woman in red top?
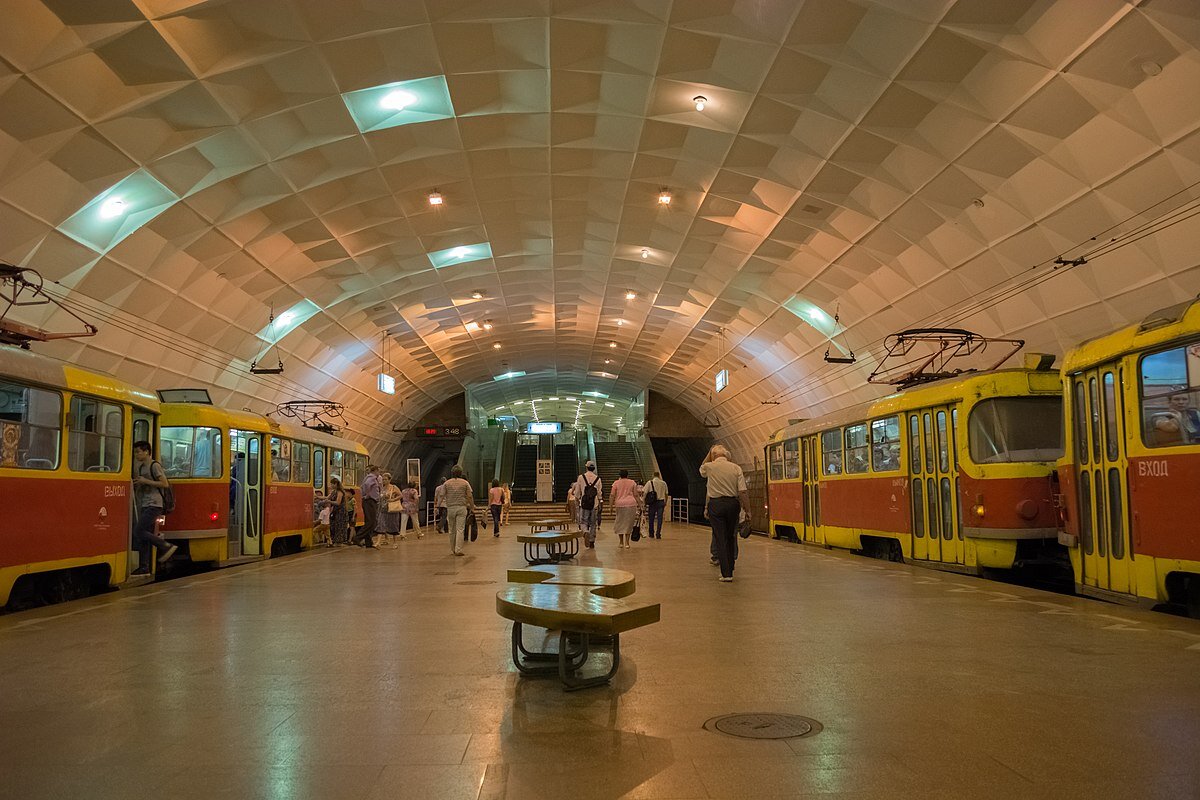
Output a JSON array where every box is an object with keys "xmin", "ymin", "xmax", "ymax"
[
  {"xmin": 488, "ymin": 479, "xmax": 505, "ymax": 537},
  {"xmin": 610, "ymin": 469, "xmax": 641, "ymax": 550}
]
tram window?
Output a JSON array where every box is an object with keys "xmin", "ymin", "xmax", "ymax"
[
  {"xmin": 354, "ymin": 453, "xmax": 367, "ymax": 479},
  {"xmin": 1079, "ymin": 471, "xmax": 1093, "ymax": 555},
  {"xmin": 813, "ymin": 481, "xmax": 821, "ymax": 528},
  {"xmin": 1094, "ymin": 471, "xmax": 1107, "ymax": 558},
  {"xmin": 936, "ymin": 411, "xmax": 949, "ymax": 472},
  {"xmin": 968, "ymin": 397, "xmax": 1064, "ymax": 464},
  {"xmin": 1108, "ymin": 468, "xmax": 1124, "ymax": 559},
  {"xmin": 955, "ymin": 478, "xmax": 963, "ymax": 540},
  {"xmin": 1139, "ymin": 344, "xmax": 1200, "ymax": 447},
  {"xmin": 1089, "ymin": 378, "xmax": 1101, "ymax": 464},
  {"xmin": 270, "ymin": 436, "xmax": 291, "ymax": 482},
  {"xmin": 1101, "ymin": 372, "xmax": 1119, "ymax": 462},
  {"xmin": 923, "ymin": 413, "xmax": 934, "ymax": 474},
  {"xmin": 293, "ymin": 441, "xmax": 311, "ymax": 484},
  {"xmin": 909, "ymin": 415, "xmax": 921, "ymax": 473},
  {"xmin": 821, "ymin": 429, "xmax": 842, "ymax": 475},
  {"xmin": 133, "ymin": 417, "xmax": 150, "ymax": 444},
  {"xmin": 159, "ymin": 426, "xmax": 222, "ymax": 478},
  {"xmin": 940, "ymin": 477, "xmax": 953, "ymax": 540},
  {"xmin": 342, "ymin": 451, "xmax": 359, "ymax": 487},
  {"xmin": 950, "ymin": 408, "xmax": 959, "ymax": 469},
  {"xmin": 783, "ymin": 439, "xmax": 799, "ymax": 480},
  {"xmin": 844, "ymin": 424, "xmax": 868, "ymax": 474},
  {"xmin": 870, "ymin": 416, "xmax": 900, "ymax": 472},
  {"xmin": 1073, "ymin": 381, "xmax": 1089, "ymax": 465},
  {"xmin": 313, "ymin": 446, "xmax": 325, "ymax": 490},
  {"xmin": 768, "ymin": 444, "xmax": 783, "ymax": 481},
  {"xmin": 926, "ymin": 476, "xmax": 938, "ymax": 539},
  {"xmin": 330, "ymin": 449, "xmax": 344, "ymax": 483},
  {"xmin": 911, "ymin": 478, "xmax": 924, "ymax": 538},
  {"xmin": 0, "ymin": 381, "xmax": 62, "ymax": 470},
  {"xmin": 68, "ymin": 397, "xmax": 123, "ymax": 472}
]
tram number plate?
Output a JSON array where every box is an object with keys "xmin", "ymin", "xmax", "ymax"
[{"xmin": 1137, "ymin": 460, "xmax": 1168, "ymax": 478}]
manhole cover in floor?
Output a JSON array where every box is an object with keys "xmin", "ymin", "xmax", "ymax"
[
  {"xmin": 704, "ymin": 713, "xmax": 822, "ymax": 740},
  {"xmin": 454, "ymin": 580, "xmax": 496, "ymax": 585}
]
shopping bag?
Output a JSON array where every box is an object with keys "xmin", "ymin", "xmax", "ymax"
[
  {"xmin": 631, "ymin": 512, "xmax": 642, "ymax": 542},
  {"xmin": 469, "ymin": 512, "xmax": 479, "ymax": 542}
]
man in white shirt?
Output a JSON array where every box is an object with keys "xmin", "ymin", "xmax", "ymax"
[
  {"xmin": 573, "ymin": 461, "xmax": 603, "ymax": 549},
  {"xmin": 642, "ymin": 471, "xmax": 668, "ymax": 539},
  {"xmin": 699, "ymin": 444, "xmax": 751, "ymax": 582}
]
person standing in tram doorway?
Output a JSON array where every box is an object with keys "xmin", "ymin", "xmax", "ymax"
[
  {"xmin": 700, "ymin": 444, "xmax": 751, "ymax": 583},
  {"xmin": 131, "ymin": 441, "xmax": 177, "ymax": 574},
  {"xmin": 357, "ymin": 465, "xmax": 381, "ymax": 548}
]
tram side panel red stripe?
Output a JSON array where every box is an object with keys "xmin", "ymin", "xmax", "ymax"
[
  {"xmin": 160, "ymin": 482, "xmax": 227, "ymax": 533},
  {"xmin": 819, "ymin": 476, "xmax": 911, "ymax": 534},
  {"xmin": 0, "ymin": 476, "xmax": 129, "ymax": 568},
  {"xmin": 958, "ymin": 473, "xmax": 1057, "ymax": 530},
  {"xmin": 264, "ymin": 484, "xmax": 315, "ymax": 534},
  {"xmin": 768, "ymin": 482, "xmax": 805, "ymax": 523},
  {"xmin": 1128, "ymin": 453, "xmax": 1200, "ymax": 561}
]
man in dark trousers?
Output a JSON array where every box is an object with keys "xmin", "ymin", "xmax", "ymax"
[
  {"xmin": 132, "ymin": 441, "xmax": 177, "ymax": 574},
  {"xmin": 642, "ymin": 471, "xmax": 668, "ymax": 539},
  {"xmin": 700, "ymin": 444, "xmax": 751, "ymax": 583},
  {"xmin": 356, "ymin": 465, "xmax": 381, "ymax": 547}
]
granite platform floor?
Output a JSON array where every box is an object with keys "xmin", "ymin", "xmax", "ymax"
[{"xmin": 3, "ymin": 521, "xmax": 1200, "ymax": 800}]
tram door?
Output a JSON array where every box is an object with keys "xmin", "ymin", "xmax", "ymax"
[
  {"xmin": 1074, "ymin": 367, "xmax": 1134, "ymax": 595},
  {"xmin": 910, "ymin": 411, "xmax": 942, "ymax": 560},
  {"xmin": 229, "ymin": 429, "xmax": 264, "ymax": 558},
  {"xmin": 801, "ymin": 437, "xmax": 820, "ymax": 543},
  {"xmin": 128, "ymin": 410, "xmax": 156, "ymax": 574}
]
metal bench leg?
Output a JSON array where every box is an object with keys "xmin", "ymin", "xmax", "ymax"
[
  {"xmin": 513, "ymin": 623, "xmax": 588, "ymax": 675},
  {"xmin": 560, "ymin": 632, "xmax": 620, "ymax": 691}
]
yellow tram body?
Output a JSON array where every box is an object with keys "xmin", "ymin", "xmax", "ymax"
[
  {"xmin": 1058, "ymin": 297, "xmax": 1200, "ymax": 613},
  {"xmin": 766, "ymin": 364, "xmax": 1063, "ymax": 574},
  {"xmin": 0, "ymin": 348, "xmax": 160, "ymax": 605}
]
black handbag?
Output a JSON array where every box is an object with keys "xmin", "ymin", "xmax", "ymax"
[
  {"xmin": 469, "ymin": 512, "xmax": 478, "ymax": 542},
  {"xmin": 630, "ymin": 510, "xmax": 642, "ymax": 542}
]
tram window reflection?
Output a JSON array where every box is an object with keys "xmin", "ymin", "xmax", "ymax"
[
  {"xmin": 821, "ymin": 429, "xmax": 842, "ymax": 475},
  {"xmin": 871, "ymin": 416, "xmax": 900, "ymax": 472},
  {"xmin": 783, "ymin": 438, "xmax": 800, "ymax": 479},
  {"xmin": 968, "ymin": 397, "xmax": 1063, "ymax": 464},
  {"xmin": 1140, "ymin": 344, "xmax": 1200, "ymax": 447},
  {"xmin": 0, "ymin": 380, "xmax": 61, "ymax": 470},
  {"xmin": 844, "ymin": 424, "xmax": 868, "ymax": 474},
  {"xmin": 768, "ymin": 443, "xmax": 783, "ymax": 481}
]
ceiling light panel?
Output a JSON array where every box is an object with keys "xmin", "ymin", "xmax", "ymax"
[{"xmin": 341, "ymin": 77, "xmax": 455, "ymax": 133}]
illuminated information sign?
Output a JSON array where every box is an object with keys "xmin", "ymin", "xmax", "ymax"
[
  {"xmin": 715, "ymin": 369, "xmax": 729, "ymax": 393},
  {"xmin": 527, "ymin": 422, "xmax": 562, "ymax": 434}
]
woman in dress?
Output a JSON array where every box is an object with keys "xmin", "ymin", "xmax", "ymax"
[
  {"xmin": 400, "ymin": 481, "xmax": 423, "ymax": 540},
  {"xmin": 324, "ymin": 476, "xmax": 348, "ymax": 545},
  {"xmin": 609, "ymin": 469, "xmax": 641, "ymax": 550},
  {"xmin": 500, "ymin": 482, "xmax": 513, "ymax": 525},
  {"xmin": 376, "ymin": 472, "xmax": 400, "ymax": 547},
  {"xmin": 566, "ymin": 485, "xmax": 578, "ymax": 530}
]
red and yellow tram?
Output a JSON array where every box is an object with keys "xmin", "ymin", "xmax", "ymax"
[
  {"xmin": 1058, "ymin": 297, "xmax": 1200, "ymax": 616},
  {"xmin": 0, "ymin": 348, "xmax": 159, "ymax": 606},
  {"xmin": 765, "ymin": 357, "xmax": 1064, "ymax": 573},
  {"xmin": 158, "ymin": 399, "xmax": 370, "ymax": 563}
]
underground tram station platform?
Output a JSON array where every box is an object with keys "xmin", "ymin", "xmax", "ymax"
[
  {"xmin": 3, "ymin": 523, "xmax": 1200, "ymax": 800},
  {"xmin": 3, "ymin": 0, "xmax": 1200, "ymax": 797}
]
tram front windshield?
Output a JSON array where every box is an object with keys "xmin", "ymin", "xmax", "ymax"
[{"xmin": 968, "ymin": 397, "xmax": 1063, "ymax": 464}]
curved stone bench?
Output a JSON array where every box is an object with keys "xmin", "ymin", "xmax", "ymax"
[
  {"xmin": 496, "ymin": 582, "xmax": 660, "ymax": 690},
  {"xmin": 506, "ymin": 565, "xmax": 637, "ymax": 599}
]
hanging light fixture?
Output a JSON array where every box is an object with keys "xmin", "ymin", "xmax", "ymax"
[
  {"xmin": 471, "ymin": 290, "xmax": 484, "ymax": 300},
  {"xmin": 428, "ymin": 190, "xmax": 443, "ymax": 206},
  {"xmin": 250, "ymin": 305, "xmax": 285, "ymax": 375},
  {"xmin": 658, "ymin": 189, "xmax": 672, "ymax": 205},
  {"xmin": 693, "ymin": 95, "xmax": 707, "ymax": 111},
  {"xmin": 640, "ymin": 248, "xmax": 649, "ymax": 259},
  {"xmin": 626, "ymin": 290, "xmax": 637, "ymax": 299},
  {"xmin": 483, "ymin": 319, "xmax": 494, "ymax": 330}
]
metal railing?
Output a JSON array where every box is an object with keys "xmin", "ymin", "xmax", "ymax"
[{"xmin": 671, "ymin": 497, "xmax": 689, "ymax": 523}]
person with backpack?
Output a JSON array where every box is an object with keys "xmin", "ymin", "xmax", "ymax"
[
  {"xmin": 131, "ymin": 440, "xmax": 178, "ymax": 574},
  {"xmin": 643, "ymin": 471, "xmax": 668, "ymax": 540},
  {"xmin": 573, "ymin": 460, "xmax": 603, "ymax": 549}
]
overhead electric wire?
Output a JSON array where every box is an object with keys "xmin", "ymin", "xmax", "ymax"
[{"xmin": 716, "ymin": 179, "xmax": 1200, "ymax": 428}]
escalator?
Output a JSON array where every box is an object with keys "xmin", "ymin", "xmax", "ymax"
[
  {"xmin": 511, "ymin": 444, "xmax": 538, "ymax": 503},
  {"xmin": 649, "ymin": 436, "xmax": 712, "ymax": 523},
  {"xmin": 553, "ymin": 444, "xmax": 577, "ymax": 502}
]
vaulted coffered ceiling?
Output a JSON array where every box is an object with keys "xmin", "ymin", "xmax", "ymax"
[{"xmin": 2, "ymin": 0, "xmax": 1199, "ymax": 464}]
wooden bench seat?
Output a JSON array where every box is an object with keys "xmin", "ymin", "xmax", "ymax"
[
  {"xmin": 528, "ymin": 517, "xmax": 573, "ymax": 534},
  {"xmin": 506, "ymin": 565, "xmax": 637, "ymax": 599},
  {"xmin": 496, "ymin": 580, "xmax": 660, "ymax": 690},
  {"xmin": 516, "ymin": 529, "xmax": 582, "ymax": 564}
]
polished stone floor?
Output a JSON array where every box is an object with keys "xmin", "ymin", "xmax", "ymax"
[{"xmin": 3, "ymin": 521, "xmax": 1200, "ymax": 799}]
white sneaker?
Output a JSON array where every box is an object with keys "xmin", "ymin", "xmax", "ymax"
[
  {"xmin": 158, "ymin": 544, "xmax": 178, "ymax": 563},
  {"xmin": 719, "ymin": 576, "xmax": 733, "ymax": 582}
]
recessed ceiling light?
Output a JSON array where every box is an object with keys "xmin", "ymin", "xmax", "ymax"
[
  {"xmin": 451, "ymin": 246, "xmax": 470, "ymax": 259},
  {"xmin": 492, "ymin": 343, "xmax": 502, "ymax": 350},
  {"xmin": 658, "ymin": 189, "xmax": 672, "ymax": 205},
  {"xmin": 470, "ymin": 290, "xmax": 484, "ymax": 300},
  {"xmin": 465, "ymin": 321, "xmax": 480, "ymax": 332},
  {"xmin": 693, "ymin": 95, "xmax": 707, "ymax": 111},
  {"xmin": 428, "ymin": 190, "xmax": 443, "ymax": 206},
  {"xmin": 483, "ymin": 320, "xmax": 494, "ymax": 330},
  {"xmin": 608, "ymin": 341, "xmax": 618, "ymax": 348},
  {"xmin": 626, "ymin": 290, "xmax": 638, "ymax": 300},
  {"xmin": 617, "ymin": 319, "xmax": 625, "ymax": 326},
  {"xmin": 380, "ymin": 89, "xmax": 416, "ymax": 111},
  {"xmin": 640, "ymin": 249, "xmax": 649, "ymax": 260},
  {"xmin": 604, "ymin": 359, "xmax": 611, "ymax": 364},
  {"xmin": 99, "ymin": 197, "xmax": 127, "ymax": 218},
  {"xmin": 549, "ymin": 396, "xmax": 559, "ymax": 401}
]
